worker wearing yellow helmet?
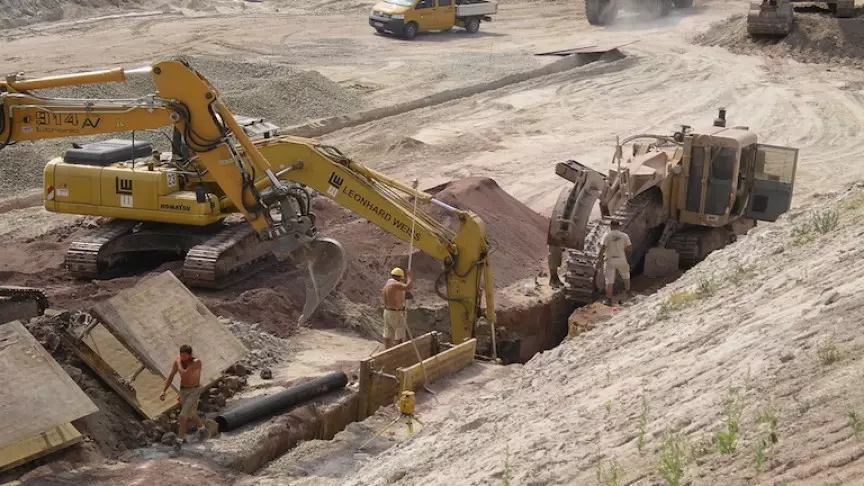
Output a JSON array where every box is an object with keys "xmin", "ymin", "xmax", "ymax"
[{"xmin": 380, "ymin": 266, "xmax": 413, "ymax": 349}]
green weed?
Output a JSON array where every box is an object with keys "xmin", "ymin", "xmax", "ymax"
[
  {"xmin": 695, "ymin": 274, "xmax": 717, "ymax": 297},
  {"xmin": 595, "ymin": 458, "xmax": 625, "ymax": 486},
  {"xmin": 817, "ymin": 341, "xmax": 841, "ymax": 366},
  {"xmin": 716, "ymin": 388, "xmax": 744, "ymax": 454},
  {"xmin": 503, "ymin": 446, "xmax": 512, "ymax": 485},
  {"xmin": 757, "ymin": 408, "xmax": 779, "ymax": 442},
  {"xmin": 657, "ymin": 430, "xmax": 689, "ymax": 486},
  {"xmin": 848, "ymin": 411, "xmax": 864, "ymax": 440},
  {"xmin": 729, "ymin": 264, "xmax": 757, "ymax": 286},
  {"xmin": 791, "ymin": 209, "xmax": 839, "ymax": 246},
  {"xmin": 754, "ymin": 438, "xmax": 766, "ymax": 472},
  {"xmin": 656, "ymin": 276, "xmax": 717, "ymax": 319}
]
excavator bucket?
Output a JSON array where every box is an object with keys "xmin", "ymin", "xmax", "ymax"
[
  {"xmin": 298, "ymin": 237, "xmax": 347, "ymax": 325},
  {"xmin": 747, "ymin": 0, "xmax": 793, "ymax": 36}
]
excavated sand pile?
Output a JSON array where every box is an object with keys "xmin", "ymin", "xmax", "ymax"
[
  {"xmin": 693, "ymin": 9, "xmax": 864, "ymax": 67},
  {"xmin": 334, "ymin": 183, "xmax": 864, "ymax": 485},
  {"xmin": 315, "ymin": 176, "xmax": 549, "ymax": 305},
  {"xmin": 0, "ymin": 55, "xmax": 365, "ymax": 197}
]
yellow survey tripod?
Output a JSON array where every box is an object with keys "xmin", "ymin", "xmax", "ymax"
[{"xmin": 359, "ymin": 391, "xmax": 424, "ymax": 450}]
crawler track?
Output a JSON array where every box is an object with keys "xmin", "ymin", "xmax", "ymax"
[
  {"xmin": 563, "ymin": 190, "xmax": 665, "ymax": 303},
  {"xmin": 64, "ymin": 219, "xmax": 277, "ymax": 289}
]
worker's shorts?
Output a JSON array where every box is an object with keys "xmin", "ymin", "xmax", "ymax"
[
  {"xmin": 604, "ymin": 259, "xmax": 630, "ymax": 284},
  {"xmin": 383, "ymin": 308, "xmax": 407, "ymax": 341},
  {"xmin": 179, "ymin": 386, "xmax": 203, "ymax": 418}
]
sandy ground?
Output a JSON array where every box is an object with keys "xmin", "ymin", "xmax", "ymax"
[
  {"xmin": 3, "ymin": 0, "xmax": 864, "ymax": 483},
  {"xmin": 339, "ymin": 183, "xmax": 864, "ymax": 486}
]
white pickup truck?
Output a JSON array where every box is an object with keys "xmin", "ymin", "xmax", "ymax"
[{"xmin": 369, "ymin": 0, "xmax": 498, "ymax": 39}]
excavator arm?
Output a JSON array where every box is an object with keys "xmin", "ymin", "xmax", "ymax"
[
  {"xmin": 251, "ymin": 138, "xmax": 496, "ymax": 344},
  {"xmin": 0, "ymin": 59, "xmax": 495, "ymax": 344}
]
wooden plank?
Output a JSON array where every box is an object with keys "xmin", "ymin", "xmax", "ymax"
[
  {"xmin": 367, "ymin": 333, "xmax": 435, "ymax": 373},
  {"xmin": 92, "ymin": 271, "xmax": 247, "ymax": 387},
  {"xmin": 357, "ymin": 360, "xmax": 372, "ymax": 420},
  {"xmin": 357, "ymin": 332, "xmax": 437, "ymax": 420},
  {"xmin": 398, "ymin": 338, "xmax": 477, "ymax": 392},
  {"xmin": 62, "ymin": 327, "xmax": 178, "ymax": 419},
  {"xmin": 0, "ymin": 321, "xmax": 98, "ymax": 449},
  {"xmin": 0, "ymin": 423, "xmax": 82, "ymax": 473}
]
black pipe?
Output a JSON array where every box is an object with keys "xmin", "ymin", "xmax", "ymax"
[{"xmin": 215, "ymin": 371, "xmax": 348, "ymax": 432}]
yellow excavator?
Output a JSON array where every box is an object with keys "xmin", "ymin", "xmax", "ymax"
[{"xmin": 0, "ymin": 59, "xmax": 495, "ymax": 343}]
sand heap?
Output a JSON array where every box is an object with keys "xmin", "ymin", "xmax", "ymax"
[
  {"xmin": 335, "ymin": 182, "xmax": 864, "ymax": 485},
  {"xmin": 693, "ymin": 9, "xmax": 864, "ymax": 67},
  {"xmin": 315, "ymin": 176, "xmax": 550, "ymax": 305}
]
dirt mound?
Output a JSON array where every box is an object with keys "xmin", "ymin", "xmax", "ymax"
[
  {"xmin": 315, "ymin": 176, "xmax": 549, "ymax": 305},
  {"xmin": 0, "ymin": 55, "xmax": 365, "ymax": 198},
  {"xmin": 692, "ymin": 10, "xmax": 864, "ymax": 67}
]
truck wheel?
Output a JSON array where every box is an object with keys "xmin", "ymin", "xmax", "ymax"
[
  {"xmin": 403, "ymin": 22, "xmax": 418, "ymax": 39},
  {"xmin": 465, "ymin": 17, "xmax": 480, "ymax": 33},
  {"xmin": 585, "ymin": 0, "xmax": 618, "ymax": 25},
  {"xmin": 673, "ymin": 0, "xmax": 692, "ymax": 7}
]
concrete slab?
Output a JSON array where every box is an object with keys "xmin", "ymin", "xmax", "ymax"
[
  {"xmin": 91, "ymin": 271, "xmax": 248, "ymax": 391},
  {"xmin": 0, "ymin": 321, "xmax": 97, "ymax": 449}
]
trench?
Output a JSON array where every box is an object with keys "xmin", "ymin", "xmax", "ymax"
[
  {"xmin": 206, "ymin": 255, "xmax": 694, "ymax": 477},
  {"xmin": 208, "ymin": 289, "xmax": 576, "ymax": 476}
]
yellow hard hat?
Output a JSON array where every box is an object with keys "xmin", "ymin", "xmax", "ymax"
[{"xmin": 391, "ymin": 267, "xmax": 405, "ymax": 278}]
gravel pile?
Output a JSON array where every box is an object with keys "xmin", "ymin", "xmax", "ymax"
[
  {"xmin": 220, "ymin": 317, "xmax": 293, "ymax": 370},
  {"xmin": 0, "ymin": 55, "xmax": 364, "ymax": 198}
]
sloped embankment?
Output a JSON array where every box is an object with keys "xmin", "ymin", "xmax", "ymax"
[{"xmin": 342, "ymin": 182, "xmax": 864, "ymax": 485}]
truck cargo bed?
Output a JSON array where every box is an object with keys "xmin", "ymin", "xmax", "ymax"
[{"xmin": 455, "ymin": 0, "xmax": 497, "ymax": 17}]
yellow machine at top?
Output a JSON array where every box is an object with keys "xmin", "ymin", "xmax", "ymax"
[{"xmin": 0, "ymin": 59, "xmax": 495, "ymax": 343}]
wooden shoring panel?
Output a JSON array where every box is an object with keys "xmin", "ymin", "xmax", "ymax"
[
  {"xmin": 91, "ymin": 271, "xmax": 248, "ymax": 385},
  {"xmin": 61, "ymin": 326, "xmax": 178, "ymax": 419},
  {"xmin": 398, "ymin": 338, "xmax": 476, "ymax": 392},
  {"xmin": 0, "ymin": 321, "xmax": 97, "ymax": 449},
  {"xmin": 0, "ymin": 423, "xmax": 82, "ymax": 472},
  {"xmin": 358, "ymin": 332, "xmax": 437, "ymax": 419}
]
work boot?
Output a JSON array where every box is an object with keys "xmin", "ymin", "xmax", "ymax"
[
  {"xmin": 603, "ymin": 297, "xmax": 612, "ymax": 306},
  {"xmin": 549, "ymin": 275, "xmax": 563, "ymax": 289},
  {"xmin": 196, "ymin": 427, "xmax": 210, "ymax": 442}
]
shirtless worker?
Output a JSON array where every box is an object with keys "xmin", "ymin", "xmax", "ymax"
[
  {"xmin": 597, "ymin": 220, "xmax": 633, "ymax": 306},
  {"xmin": 159, "ymin": 344, "xmax": 210, "ymax": 452},
  {"xmin": 380, "ymin": 267, "xmax": 413, "ymax": 349}
]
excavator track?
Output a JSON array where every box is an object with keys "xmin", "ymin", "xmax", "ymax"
[
  {"xmin": 666, "ymin": 226, "xmax": 735, "ymax": 269},
  {"xmin": 563, "ymin": 190, "xmax": 664, "ymax": 303},
  {"xmin": 64, "ymin": 219, "xmax": 277, "ymax": 289},
  {"xmin": 65, "ymin": 220, "xmax": 138, "ymax": 279},
  {"xmin": 182, "ymin": 223, "xmax": 278, "ymax": 290}
]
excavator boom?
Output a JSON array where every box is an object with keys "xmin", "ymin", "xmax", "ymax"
[{"xmin": 0, "ymin": 60, "xmax": 495, "ymax": 343}]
